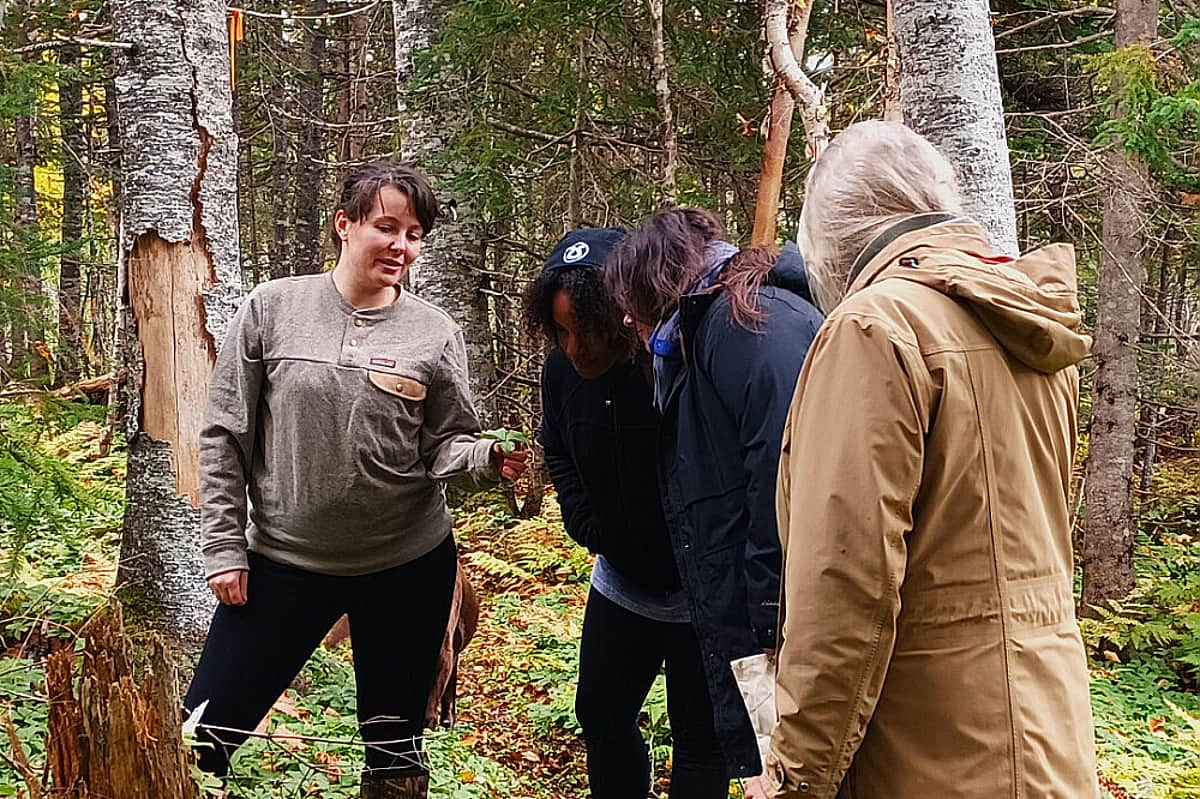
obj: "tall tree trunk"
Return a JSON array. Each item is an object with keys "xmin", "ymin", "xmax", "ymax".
[
  {"xmin": 293, "ymin": 2, "xmax": 328, "ymax": 276},
  {"xmin": 893, "ymin": 0, "xmax": 1019, "ymax": 254},
  {"xmin": 14, "ymin": 114, "xmax": 38, "ymax": 230},
  {"xmin": 269, "ymin": 17, "xmax": 294, "ymax": 280},
  {"xmin": 752, "ymin": 0, "xmax": 815, "ymax": 245},
  {"xmin": 883, "ymin": 0, "xmax": 902, "ymax": 122},
  {"xmin": 112, "ymin": 0, "xmax": 243, "ymax": 651},
  {"xmin": 336, "ymin": 6, "xmax": 371, "ymax": 162},
  {"xmin": 393, "ymin": 0, "xmax": 497, "ymax": 424},
  {"xmin": 647, "ymin": 0, "xmax": 678, "ymax": 203},
  {"xmin": 14, "ymin": 106, "xmax": 50, "ymax": 381},
  {"xmin": 566, "ymin": 30, "xmax": 589, "ymax": 229},
  {"xmin": 1082, "ymin": 0, "xmax": 1159, "ymax": 611},
  {"xmin": 764, "ymin": 0, "xmax": 828, "ymax": 159},
  {"xmin": 59, "ymin": 42, "xmax": 87, "ymax": 383},
  {"xmin": 1139, "ymin": 237, "xmax": 1171, "ymax": 494}
]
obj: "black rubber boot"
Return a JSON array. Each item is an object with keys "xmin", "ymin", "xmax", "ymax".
[{"xmin": 360, "ymin": 769, "xmax": 430, "ymax": 799}]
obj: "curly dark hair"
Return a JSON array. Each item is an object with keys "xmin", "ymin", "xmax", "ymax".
[{"xmin": 522, "ymin": 265, "xmax": 634, "ymax": 355}]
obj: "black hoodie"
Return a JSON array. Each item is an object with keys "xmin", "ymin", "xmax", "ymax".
[{"xmin": 539, "ymin": 349, "xmax": 682, "ymax": 596}]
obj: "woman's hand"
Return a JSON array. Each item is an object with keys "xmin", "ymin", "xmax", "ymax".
[
  {"xmin": 743, "ymin": 776, "xmax": 772, "ymax": 799},
  {"xmin": 490, "ymin": 443, "xmax": 530, "ymax": 481},
  {"xmin": 208, "ymin": 569, "xmax": 249, "ymax": 606}
]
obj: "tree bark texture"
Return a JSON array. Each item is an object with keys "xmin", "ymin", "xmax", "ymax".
[
  {"xmin": 883, "ymin": 0, "xmax": 902, "ymax": 122},
  {"xmin": 1082, "ymin": 0, "xmax": 1160, "ymax": 610},
  {"xmin": 112, "ymin": 0, "xmax": 242, "ymax": 649},
  {"xmin": 763, "ymin": 0, "xmax": 828, "ymax": 159},
  {"xmin": 893, "ymin": 0, "xmax": 1019, "ymax": 254},
  {"xmin": 752, "ymin": 0, "xmax": 815, "ymax": 245},
  {"xmin": 751, "ymin": 86, "xmax": 794, "ymax": 246},
  {"xmin": 647, "ymin": 0, "xmax": 678, "ymax": 203},
  {"xmin": 59, "ymin": 42, "xmax": 86, "ymax": 383},
  {"xmin": 336, "ymin": 6, "xmax": 371, "ymax": 162},
  {"xmin": 14, "ymin": 111, "xmax": 38, "ymax": 229},
  {"xmin": 269, "ymin": 16, "xmax": 294, "ymax": 280},
  {"xmin": 293, "ymin": 2, "xmax": 328, "ymax": 276},
  {"xmin": 393, "ymin": 0, "xmax": 497, "ymax": 424},
  {"xmin": 13, "ymin": 105, "xmax": 50, "ymax": 380}
]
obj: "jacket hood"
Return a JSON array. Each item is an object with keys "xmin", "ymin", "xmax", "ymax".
[
  {"xmin": 768, "ymin": 241, "xmax": 815, "ymax": 305},
  {"xmin": 852, "ymin": 221, "xmax": 1092, "ymax": 374}
]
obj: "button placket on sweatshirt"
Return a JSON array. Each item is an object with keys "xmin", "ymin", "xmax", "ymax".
[{"xmin": 341, "ymin": 313, "xmax": 375, "ymax": 368}]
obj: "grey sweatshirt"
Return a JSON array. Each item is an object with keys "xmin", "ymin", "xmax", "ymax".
[{"xmin": 200, "ymin": 273, "xmax": 497, "ymax": 578}]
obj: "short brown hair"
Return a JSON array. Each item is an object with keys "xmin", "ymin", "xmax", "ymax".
[{"xmin": 329, "ymin": 162, "xmax": 439, "ymax": 255}]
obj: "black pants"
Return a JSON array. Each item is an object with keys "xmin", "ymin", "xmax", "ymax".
[
  {"xmin": 575, "ymin": 589, "xmax": 728, "ymax": 799},
  {"xmin": 184, "ymin": 535, "xmax": 456, "ymax": 779}
]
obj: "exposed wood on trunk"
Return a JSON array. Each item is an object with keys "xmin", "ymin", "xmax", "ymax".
[
  {"xmin": 751, "ymin": 87, "xmax": 795, "ymax": 246},
  {"xmin": 112, "ymin": 0, "xmax": 242, "ymax": 649},
  {"xmin": 127, "ymin": 234, "xmax": 215, "ymax": 503},
  {"xmin": 45, "ymin": 648, "xmax": 84, "ymax": 795},
  {"xmin": 44, "ymin": 602, "xmax": 197, "ymax": 798},
  {"xmin": 1083, "ymin": 0, "xmax": 1159, "ymax": 611},
  {"xmin": 894, "ymin": 0, "xmax": 1019, "ymax": 254}
]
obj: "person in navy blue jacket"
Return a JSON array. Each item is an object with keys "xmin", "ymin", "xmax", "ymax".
[
  {"xmin": 523, "ymin": 228, "xmax": 729, "ymax": 798},
  {"xmin": 605, "ymin": 209, "xmax": 823, "ymax": 790}
]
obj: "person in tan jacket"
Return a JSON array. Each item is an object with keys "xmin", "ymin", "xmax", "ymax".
[{"xmin": 764, "ymin": 121, "xmax": 1099, "ymax": 799}]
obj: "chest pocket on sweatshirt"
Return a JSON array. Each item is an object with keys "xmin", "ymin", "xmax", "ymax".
[
  {"xmin": 368, "ymin": 370, "xmax": 428, "ymax": 401},
  {"xmin": 361, "ymin": 370, "xmax": 426, "ymax": 471}
]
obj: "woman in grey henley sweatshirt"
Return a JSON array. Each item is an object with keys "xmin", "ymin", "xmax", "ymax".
[{"xmin": 184, "ymin": 163, "xmax": 527, "ymax": 799}]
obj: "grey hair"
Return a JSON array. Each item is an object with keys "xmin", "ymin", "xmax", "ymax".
[{"xmin": 798, "ymin": 121, "xmax": 965, "ymax": 313}]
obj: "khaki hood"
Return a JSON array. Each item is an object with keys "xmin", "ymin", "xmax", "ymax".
[{"xmin": 851, "ymin": 221, "xmax": 1092, "ymax": 374}]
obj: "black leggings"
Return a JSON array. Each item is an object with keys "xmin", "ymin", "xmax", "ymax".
[
  {"xmin": 575, "ymin": 589, "xmax": 728, "ymax": 799},
  {"xmin": 184, "ymin": 535, "xmax": 456, "ymax": 778}
]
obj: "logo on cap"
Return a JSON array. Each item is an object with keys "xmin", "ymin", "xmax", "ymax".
[{"xmin": 563, "ymin": 242, "xmax": 590, "ymax": 263}]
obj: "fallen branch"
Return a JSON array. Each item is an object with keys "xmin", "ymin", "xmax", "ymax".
[{"xmin": 3, "ymin": 709, "xmax": 43, "ymax": 799}]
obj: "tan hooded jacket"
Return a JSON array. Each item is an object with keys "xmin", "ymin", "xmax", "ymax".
[{"xmin": 766, "ymin": 222, "xmax": 1098, "ymax": 798}]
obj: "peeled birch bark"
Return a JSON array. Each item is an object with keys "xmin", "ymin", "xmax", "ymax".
[{"xmin": 112, "ymin": 0, "xmax": 242, "ymax": 650}]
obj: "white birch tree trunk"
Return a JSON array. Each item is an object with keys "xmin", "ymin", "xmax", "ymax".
[
  {"xmin": 393, "ymin": 0, "xmax": 496, "ymax": 423},
  {"xmin": 112, "ymin": 0, "xmax": 242, "ymax": 650},
  {"xmin": 647, "ymin": 0, "xmax": 678, "ymax": 203},
  {"xmin": 893, "ymin": 0, "xmax": 1018, "ymax": 254}
]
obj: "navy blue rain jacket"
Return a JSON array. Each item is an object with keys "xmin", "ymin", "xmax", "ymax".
[{"xmin": 659, "ymin": 242, "xmax": 822, "ymax": 777}]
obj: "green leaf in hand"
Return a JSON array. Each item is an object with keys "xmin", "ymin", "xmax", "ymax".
[{"xmin": 482, "ymin": 428, "xmax": 530, "ymax": 454}]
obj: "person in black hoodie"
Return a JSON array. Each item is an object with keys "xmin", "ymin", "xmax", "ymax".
[
  {"xmin": 523, "ymin": 228, "xmax": 728, "ymax": 798},
  {"xmin": 605, "ymin": 209, "xmax": 823, "ymax": 797}
]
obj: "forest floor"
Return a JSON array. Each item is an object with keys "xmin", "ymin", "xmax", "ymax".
[{"xmin": 2, "ymin": 399, "xmax": 1200, "ymax": 798}]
